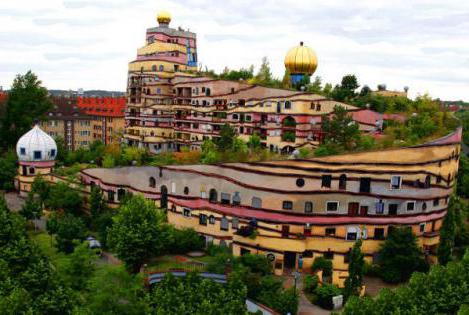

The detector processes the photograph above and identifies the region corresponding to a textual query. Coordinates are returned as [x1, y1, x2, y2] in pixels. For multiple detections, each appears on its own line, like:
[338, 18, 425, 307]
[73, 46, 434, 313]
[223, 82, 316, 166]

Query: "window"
[220, 217, 229, 231]
[326, 201, 339, 212]
[107, 190, 115, 201]
[117, 188, 126, 201]
[29, 167, 35, 174]
[282, 201, 293, 210]
[375, 200, 385, 214]
[433, 198, 440, 207]
[325, 227, 336, 236]
[419, 223, 426, 233]
[296, 178, 305, 187]
[20, 147, 26, 155]
[346, 227, 360, 241]
[422, 202, 427, 211]
[183, 208, 191, 217]
[183, 187, 189, 195]
[316, 104, 321, 111]
[321, 175, 332, 188]
[424, 175, 431, 188]
[390, 176, 401, 189]
[284, 101, 291, 109]
[209, 189, 218, 203]
[407, 201, 416, 211]
[199, 214, 207, 225]
[221, 193, 231, 205]
[209, 215, 216, 224]
[159, 65, 164, 71]
[50, 149, 56, 157]
[232, 192, 241, 205]
[304, 202, 313, 213]
[149, 177, 156, 188]
[388, 204, 398, 215]
[303, 250, 313, 258]
[339, 174, 347, 190]
[374, 228, 385, 240]
[251, 197, 262, 208]
[359, 177, 371, 193]
[232, 217, 239, 229]
[33, 151, 42, 160]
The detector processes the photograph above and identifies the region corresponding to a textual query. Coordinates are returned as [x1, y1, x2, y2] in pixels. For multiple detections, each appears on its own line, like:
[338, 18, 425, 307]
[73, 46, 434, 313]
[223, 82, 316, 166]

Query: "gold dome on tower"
[157, 10, 171, 25]
[284, 41, 318, 75]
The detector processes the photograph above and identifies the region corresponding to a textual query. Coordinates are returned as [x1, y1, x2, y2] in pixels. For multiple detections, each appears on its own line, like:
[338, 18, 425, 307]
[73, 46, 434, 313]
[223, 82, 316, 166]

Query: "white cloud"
[0, 0, 467, 101]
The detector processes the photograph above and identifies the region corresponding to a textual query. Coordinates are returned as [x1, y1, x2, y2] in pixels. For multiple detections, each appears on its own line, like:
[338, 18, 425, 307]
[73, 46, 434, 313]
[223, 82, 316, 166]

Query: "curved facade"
[80, 128, 462, 286]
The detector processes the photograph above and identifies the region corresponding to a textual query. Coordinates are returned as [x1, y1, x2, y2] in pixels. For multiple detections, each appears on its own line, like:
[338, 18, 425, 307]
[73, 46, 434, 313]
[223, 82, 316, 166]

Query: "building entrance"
[284, 251, 297, 269]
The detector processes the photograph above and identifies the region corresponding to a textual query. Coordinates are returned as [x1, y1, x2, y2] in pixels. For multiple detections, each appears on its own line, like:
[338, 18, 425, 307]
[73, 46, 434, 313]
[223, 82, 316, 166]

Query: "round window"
[296, 178, 305, 187]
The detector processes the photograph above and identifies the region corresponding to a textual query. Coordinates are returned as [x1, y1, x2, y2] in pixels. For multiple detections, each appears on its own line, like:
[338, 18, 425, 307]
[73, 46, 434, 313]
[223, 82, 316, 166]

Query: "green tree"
[254, 56, 273, 86]
[59, 242, 97, 290]
[55, 214, 87, 253]
[308, 76, 323, 94]
[321, 105, 361, 150]
[53, 136, 67, 164]
[282, 69, 291, 89]
[247, 134, 262, 151]
[90, 185, 106, 221]
[378, 226, 428, 283]
[0, 150, 17, 191]
[0, 71, 52, 148]
[149, 272, 248, 314]
[331, 74, 359, 101]
[19, 192, 42, 230]
[81, 265, 149, 315]
[438, 197, 457, 265]
[343, 239, 365, 299]
[107, 195, 166, 273]
[216, 123, 237, 151]
[343, 249, 469, 315]
[457, 154, 469, 198]
[45, 182, 83, 215]
[31, 175, 50, 207]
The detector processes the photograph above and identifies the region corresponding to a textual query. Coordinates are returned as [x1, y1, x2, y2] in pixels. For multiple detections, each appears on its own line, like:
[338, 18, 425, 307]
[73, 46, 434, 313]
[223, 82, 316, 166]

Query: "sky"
[0, 0, 468, 101]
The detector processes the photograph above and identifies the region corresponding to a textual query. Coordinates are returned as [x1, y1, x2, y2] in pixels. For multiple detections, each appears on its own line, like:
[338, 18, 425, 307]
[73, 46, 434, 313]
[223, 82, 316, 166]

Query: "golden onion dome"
[284, 41, 318, 75]
[157, 10, 171, 24]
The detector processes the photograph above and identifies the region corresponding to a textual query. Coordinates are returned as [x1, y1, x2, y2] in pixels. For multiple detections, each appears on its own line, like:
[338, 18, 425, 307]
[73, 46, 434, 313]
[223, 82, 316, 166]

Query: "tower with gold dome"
[284, 41, 318, 86]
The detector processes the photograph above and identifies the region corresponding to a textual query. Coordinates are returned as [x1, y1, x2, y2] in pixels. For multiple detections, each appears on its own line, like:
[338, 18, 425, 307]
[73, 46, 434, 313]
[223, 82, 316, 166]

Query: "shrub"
[315, 283, 342, 310]
[311, 257, 333, 277]
[239, 254, 272, 275]
[303, 274, 319, 293]
[166, 227, 205, 254]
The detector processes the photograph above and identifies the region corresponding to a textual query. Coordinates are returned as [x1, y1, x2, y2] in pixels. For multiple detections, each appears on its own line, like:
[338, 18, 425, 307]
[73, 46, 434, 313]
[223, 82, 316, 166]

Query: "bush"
[311, 257, 333, 277]
[315, 283, 342, 310]
[303, 274, 319, 293]
[166, 227, 205, 254]
[239, 254, 272, 275]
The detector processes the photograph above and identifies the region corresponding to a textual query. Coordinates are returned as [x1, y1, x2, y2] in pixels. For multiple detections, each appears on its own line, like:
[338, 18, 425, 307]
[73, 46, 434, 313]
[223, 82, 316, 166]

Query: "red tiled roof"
[77, 96, 125, 117]
[351, 109, 405, 126]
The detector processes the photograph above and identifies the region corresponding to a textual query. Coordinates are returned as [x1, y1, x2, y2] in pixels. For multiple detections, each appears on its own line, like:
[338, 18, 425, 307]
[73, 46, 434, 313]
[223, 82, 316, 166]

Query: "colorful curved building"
[81, 128, 462, 286]
[123, 12, 362, 154]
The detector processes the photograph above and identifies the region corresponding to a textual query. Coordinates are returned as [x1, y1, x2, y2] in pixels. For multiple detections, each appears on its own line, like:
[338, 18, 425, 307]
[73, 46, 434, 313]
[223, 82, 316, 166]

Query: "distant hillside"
[48, 89, 125, 97]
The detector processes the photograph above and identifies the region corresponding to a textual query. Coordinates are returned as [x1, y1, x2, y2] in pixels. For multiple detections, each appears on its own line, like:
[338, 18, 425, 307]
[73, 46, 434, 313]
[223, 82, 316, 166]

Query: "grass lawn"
[28, 230, 69, 266]
[145, 254, 217, 273]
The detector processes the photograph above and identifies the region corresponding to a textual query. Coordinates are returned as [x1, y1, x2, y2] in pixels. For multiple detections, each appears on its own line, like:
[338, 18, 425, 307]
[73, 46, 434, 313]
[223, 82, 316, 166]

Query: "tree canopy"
[0, 71, 52, 148]
[107, 195, 166, 273]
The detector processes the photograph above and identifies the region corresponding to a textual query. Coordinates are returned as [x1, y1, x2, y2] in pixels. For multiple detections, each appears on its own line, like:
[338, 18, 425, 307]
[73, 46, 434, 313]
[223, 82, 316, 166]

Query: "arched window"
[209, 215, 216, 224]
[339, 174, 347, 190]
[159, 65, 164, 71]
[220, 217, 229, 231]
[184, 187, 189, 195]
[117, 188, 126, 201]
[251, 197, 262, 208]
[205, 88, 211, 96]
[151, 65, 157, 71]
[232, 192, 241, 205]
[149, 177, 156, 188]
[209, 189, 218, 203]
[425, 175, 431, 188]
[281, 116, 296, 142]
